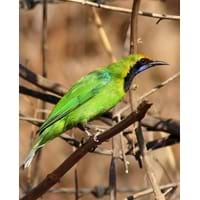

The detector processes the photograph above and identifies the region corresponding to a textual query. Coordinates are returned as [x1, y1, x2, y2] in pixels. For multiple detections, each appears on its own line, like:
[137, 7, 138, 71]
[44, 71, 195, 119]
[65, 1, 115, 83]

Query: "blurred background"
[19, 0, 180, 199]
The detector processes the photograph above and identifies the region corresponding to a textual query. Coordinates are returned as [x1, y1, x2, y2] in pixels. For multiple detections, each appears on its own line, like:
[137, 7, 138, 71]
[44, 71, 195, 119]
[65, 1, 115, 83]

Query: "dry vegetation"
[19, 0, 180, 199]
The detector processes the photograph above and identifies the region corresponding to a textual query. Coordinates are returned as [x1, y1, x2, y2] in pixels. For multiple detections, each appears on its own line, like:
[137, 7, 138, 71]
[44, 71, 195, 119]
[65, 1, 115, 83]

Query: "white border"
[0, 1, 19, 199]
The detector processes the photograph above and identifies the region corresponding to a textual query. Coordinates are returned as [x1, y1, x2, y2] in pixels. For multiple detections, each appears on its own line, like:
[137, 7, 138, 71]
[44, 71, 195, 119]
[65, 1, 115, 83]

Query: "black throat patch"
[124, 58, 150, 92]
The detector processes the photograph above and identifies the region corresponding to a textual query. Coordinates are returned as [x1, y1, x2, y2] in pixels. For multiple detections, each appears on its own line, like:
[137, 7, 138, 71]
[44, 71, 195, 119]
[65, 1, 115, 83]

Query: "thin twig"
[138, 72, 180, 101]
[92, 7, 116, 62]
[20, 112, 179, 158]
[117, 72, 180, 116]
[20, 85, 60, 104]
[19, 64, 66, 96]
[115, 114, 129, 173]
[48, 182, 178, 199]
[109, 157, 117, 200]
[19, 113, 44, 126]
[129, 0, 141, 54]
[141, 115, 180, 137]
[135, 122, 165, 200]
[20, 0, 180, 22]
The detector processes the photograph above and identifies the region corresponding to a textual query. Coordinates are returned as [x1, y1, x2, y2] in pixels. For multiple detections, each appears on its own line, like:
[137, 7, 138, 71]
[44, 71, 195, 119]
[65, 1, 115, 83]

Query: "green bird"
[23, 54, 167, 168]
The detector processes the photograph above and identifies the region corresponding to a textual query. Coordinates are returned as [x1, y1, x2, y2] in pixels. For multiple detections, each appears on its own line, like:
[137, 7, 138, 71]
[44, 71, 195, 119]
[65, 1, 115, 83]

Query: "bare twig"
[135, 122, 165, 200]
[20, 112, 179, 158]
[48, 182, 178, 199]
[20, 85, 60, 104]
[92, 7, 116, 62]
[19, 64, 66, 96]
[130, 0, 141, 54]
[138, 72, 180, 101]
[146, 135, 179, 151]
[142, 115, 180, 137]
[117, 72, 180, 116]
[74, 168, 79, 200]
[20, 0, 180, 22]
[109, 158, 117, 200]
[42, 0, 48, 79]
[20, 101, 152, 200]
[19, 113, 44, 126]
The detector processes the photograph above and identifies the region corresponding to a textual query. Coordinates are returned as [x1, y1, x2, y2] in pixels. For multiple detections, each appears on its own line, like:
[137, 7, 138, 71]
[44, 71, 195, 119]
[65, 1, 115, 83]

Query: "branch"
[19, 0, 180, 22]
[130, 0, 141, 54]
[146, 135, 179, 151]
[142, 116, 180, 137]
[19, 112, 179, 157]
[117, 72, 180, 116]
[20, 100, 152, 200]
[48, 182, 179, 199]
[138, 72, 180, 101]
[135, 122, 165, 200]
[19, 64, 66, 96]
[20, 85, 60, 104]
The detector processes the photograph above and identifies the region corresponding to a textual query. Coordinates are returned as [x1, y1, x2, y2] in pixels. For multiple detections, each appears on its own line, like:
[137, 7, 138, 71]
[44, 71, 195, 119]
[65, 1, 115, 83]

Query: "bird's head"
[120, 54, 168, 91]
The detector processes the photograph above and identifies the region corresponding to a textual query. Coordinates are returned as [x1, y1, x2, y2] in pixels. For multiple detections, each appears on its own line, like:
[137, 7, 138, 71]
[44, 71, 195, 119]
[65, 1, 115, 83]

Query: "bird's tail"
[23, 148, 37, 168]
[22, 138, 44, 169]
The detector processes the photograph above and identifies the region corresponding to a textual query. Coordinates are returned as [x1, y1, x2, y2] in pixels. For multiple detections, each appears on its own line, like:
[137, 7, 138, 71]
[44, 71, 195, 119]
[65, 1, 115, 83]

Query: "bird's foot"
[93, 131, 102, 143]
[84, 128, 93, 137]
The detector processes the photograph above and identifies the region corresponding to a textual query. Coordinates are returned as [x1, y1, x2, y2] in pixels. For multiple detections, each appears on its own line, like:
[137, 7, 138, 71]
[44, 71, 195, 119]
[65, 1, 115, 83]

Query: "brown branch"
[19, 64, 66, 96]
[130, 0, 141, 54]
[117, 72, 180, 116]
[19, 111, 179, 159]
[109, 158, 117, 200]
[20, 85, 60, 104]
[146, 135, 179, 151]
[19, 0, 180, 22]
[142, 116, 180, 138]
[48, 182, 179, 199]
[135, 122, 165, 200]
[42, 0, 48, 78]
[20, 101, 152, 200]
[92, 7, 116, 62]
[138, 72, 180, 101]
[19, 113, 44, 127]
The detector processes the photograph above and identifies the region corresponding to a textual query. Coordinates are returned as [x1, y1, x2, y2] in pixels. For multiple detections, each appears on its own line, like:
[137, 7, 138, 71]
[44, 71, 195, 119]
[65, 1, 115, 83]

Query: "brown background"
[20, 0, 180, 199]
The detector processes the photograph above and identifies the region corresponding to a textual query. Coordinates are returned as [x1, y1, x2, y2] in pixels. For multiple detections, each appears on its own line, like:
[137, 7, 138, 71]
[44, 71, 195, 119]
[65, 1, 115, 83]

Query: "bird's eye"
[139, 58, 149, 65]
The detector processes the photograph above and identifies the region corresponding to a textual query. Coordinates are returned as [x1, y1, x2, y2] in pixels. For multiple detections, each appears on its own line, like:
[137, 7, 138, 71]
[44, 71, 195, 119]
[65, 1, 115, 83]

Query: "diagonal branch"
[142, 116, 180, 138]
[20, 100, 152, 200]
[19, 0, 180, 22]
[20, 85, 60, 104]
[19, 64, 66, 96]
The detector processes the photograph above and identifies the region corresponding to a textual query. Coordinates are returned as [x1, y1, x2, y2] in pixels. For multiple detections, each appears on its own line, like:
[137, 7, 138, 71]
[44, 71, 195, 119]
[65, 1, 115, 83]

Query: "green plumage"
[23, 54, 167, 168]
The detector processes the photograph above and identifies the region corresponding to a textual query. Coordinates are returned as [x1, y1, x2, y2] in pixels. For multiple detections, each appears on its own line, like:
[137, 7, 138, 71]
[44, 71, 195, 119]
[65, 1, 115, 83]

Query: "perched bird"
[23, 54, 167, 168]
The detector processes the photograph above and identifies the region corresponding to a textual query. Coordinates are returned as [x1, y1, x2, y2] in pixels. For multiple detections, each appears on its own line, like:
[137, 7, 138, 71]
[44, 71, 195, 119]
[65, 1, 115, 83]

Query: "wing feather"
[38, 70, 111, 133]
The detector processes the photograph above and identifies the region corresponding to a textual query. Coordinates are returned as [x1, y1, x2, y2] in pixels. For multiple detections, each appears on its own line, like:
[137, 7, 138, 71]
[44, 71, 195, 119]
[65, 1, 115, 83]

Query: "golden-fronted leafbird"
[23, 54, 167, 168]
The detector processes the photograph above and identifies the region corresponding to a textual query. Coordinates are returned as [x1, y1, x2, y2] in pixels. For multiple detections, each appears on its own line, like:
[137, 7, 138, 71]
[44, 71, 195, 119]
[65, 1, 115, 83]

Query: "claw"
[93, 131, 101, 142]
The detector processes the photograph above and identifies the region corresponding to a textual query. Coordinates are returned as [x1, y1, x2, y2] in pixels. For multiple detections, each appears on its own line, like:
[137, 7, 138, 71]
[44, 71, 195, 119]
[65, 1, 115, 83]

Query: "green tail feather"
[23, 138, 45, 169]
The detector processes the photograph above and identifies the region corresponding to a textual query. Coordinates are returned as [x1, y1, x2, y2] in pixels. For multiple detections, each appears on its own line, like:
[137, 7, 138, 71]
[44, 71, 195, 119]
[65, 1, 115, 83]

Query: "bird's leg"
[78, 124, 105, 142]
[78, 123, 93, 137]
[93, 127, 105, 142]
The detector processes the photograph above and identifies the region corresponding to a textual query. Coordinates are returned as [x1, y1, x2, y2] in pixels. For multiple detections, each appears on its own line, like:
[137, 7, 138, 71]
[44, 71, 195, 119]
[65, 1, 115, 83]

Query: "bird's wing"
[38, 70, 111, 133]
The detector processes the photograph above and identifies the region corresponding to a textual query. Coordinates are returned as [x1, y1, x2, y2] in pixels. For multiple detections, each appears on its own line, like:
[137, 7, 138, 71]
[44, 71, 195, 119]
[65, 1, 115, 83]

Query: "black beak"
[148, 60, 169, 67]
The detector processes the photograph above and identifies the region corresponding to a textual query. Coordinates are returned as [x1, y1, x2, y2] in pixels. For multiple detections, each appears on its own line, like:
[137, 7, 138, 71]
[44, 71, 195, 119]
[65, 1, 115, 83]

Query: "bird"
[23, 54, 167, 168]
